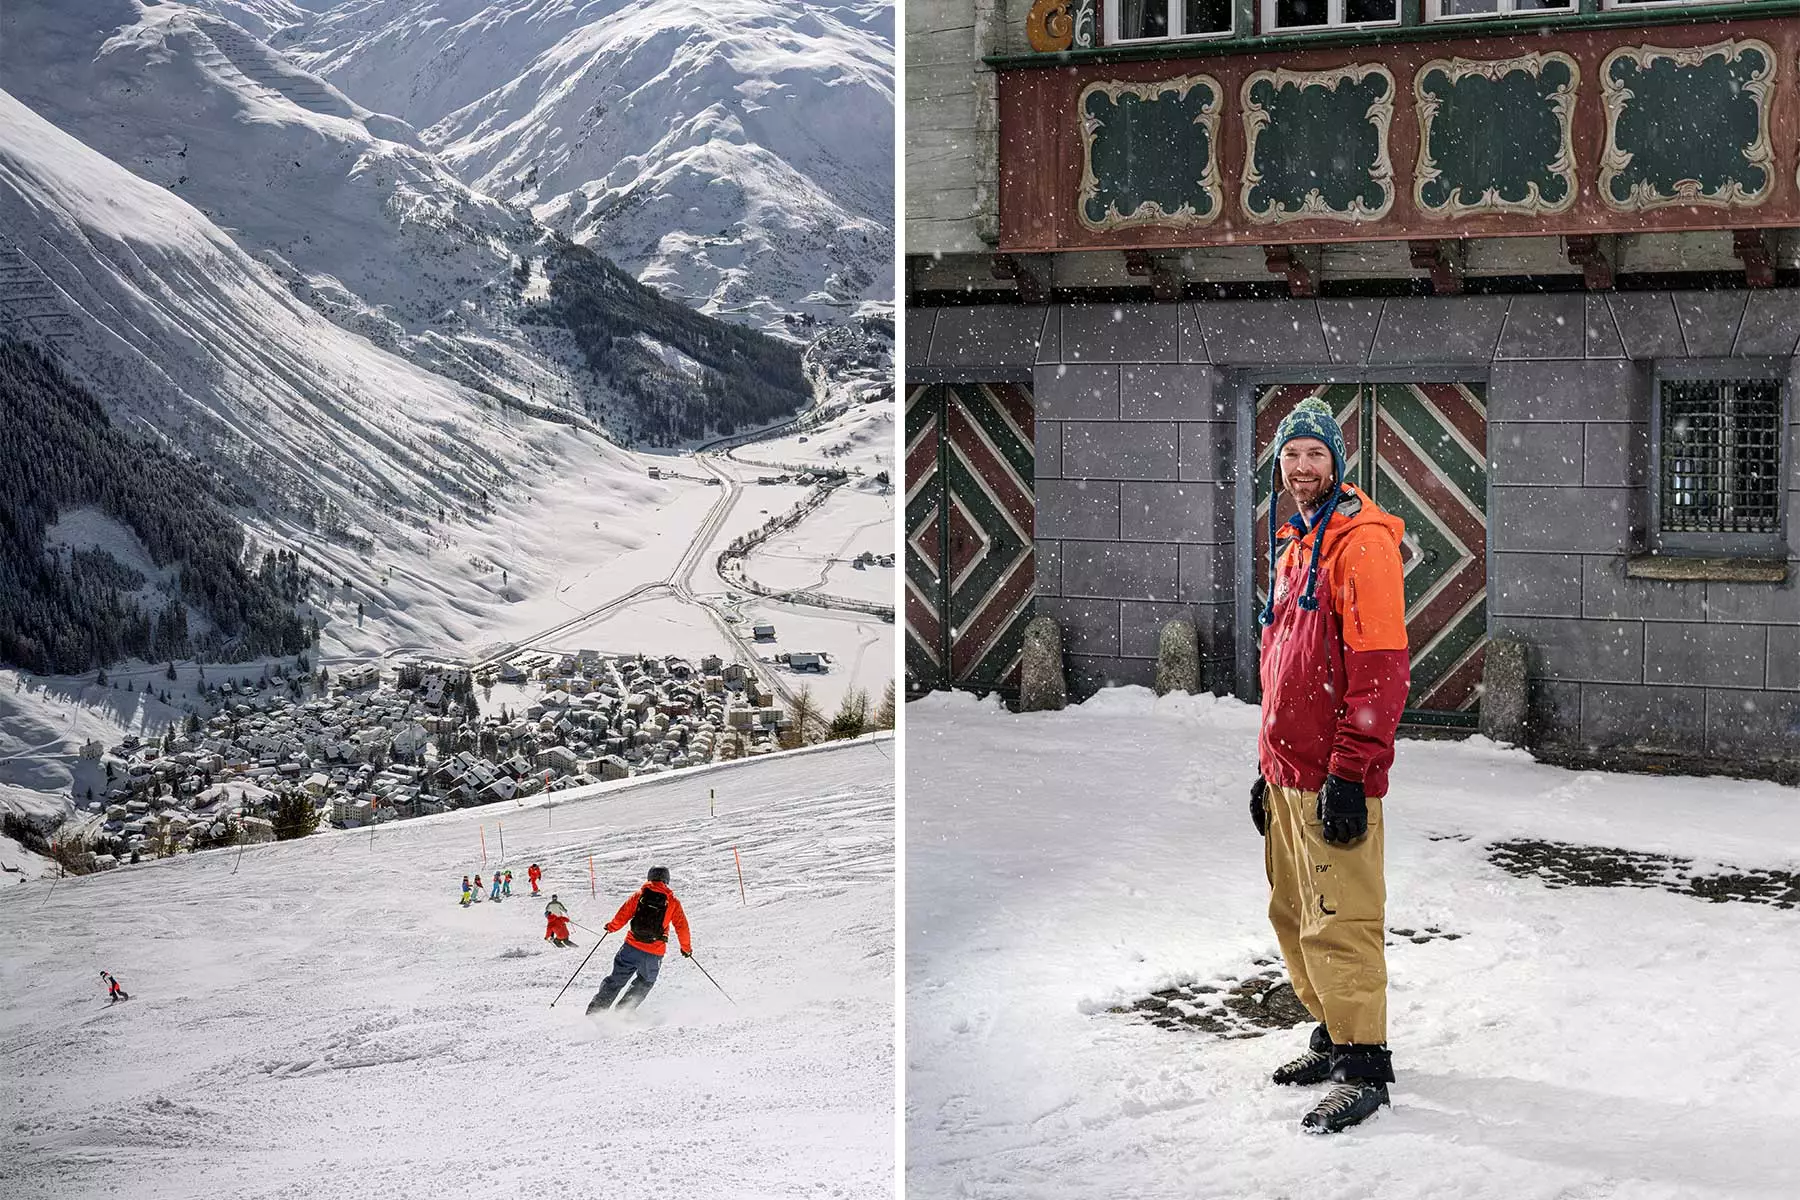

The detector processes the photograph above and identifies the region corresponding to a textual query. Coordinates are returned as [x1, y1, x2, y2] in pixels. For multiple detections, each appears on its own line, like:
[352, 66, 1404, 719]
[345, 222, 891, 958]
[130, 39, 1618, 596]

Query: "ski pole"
[686, 954, 736, 1006]
[550, 932, 609, 1008]
[567, 919, 606, 937]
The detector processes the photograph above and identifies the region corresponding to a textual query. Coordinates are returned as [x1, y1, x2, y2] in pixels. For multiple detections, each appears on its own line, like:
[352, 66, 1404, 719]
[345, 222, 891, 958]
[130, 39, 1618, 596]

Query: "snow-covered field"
[745, 489, 894, 605]
[905, 689, 1800, 1199]
[1, 738, 895, 1200]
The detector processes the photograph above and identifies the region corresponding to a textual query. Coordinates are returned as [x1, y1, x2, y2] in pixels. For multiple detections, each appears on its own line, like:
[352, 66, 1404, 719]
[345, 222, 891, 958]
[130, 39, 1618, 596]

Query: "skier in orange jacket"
[585, 867, 691, 1014]
[527, 863, 542, 896]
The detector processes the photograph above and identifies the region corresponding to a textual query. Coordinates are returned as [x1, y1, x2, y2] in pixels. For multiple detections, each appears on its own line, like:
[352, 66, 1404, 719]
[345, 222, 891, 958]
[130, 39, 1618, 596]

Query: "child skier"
[528, 863, 542, 896]
[101, 971, 129, 1002]
[503, 870, 513, 897]
[490, 873, 504, 902]
[460, 875, 472, 906]
[544, 895, 572, 947]
[473, 874, 484, 902]
[586, 867, 692, 1014]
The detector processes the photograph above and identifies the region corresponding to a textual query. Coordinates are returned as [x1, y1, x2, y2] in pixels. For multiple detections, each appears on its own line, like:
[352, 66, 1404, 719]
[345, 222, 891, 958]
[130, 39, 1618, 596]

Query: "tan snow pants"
[1263, 783, 1388, 1046]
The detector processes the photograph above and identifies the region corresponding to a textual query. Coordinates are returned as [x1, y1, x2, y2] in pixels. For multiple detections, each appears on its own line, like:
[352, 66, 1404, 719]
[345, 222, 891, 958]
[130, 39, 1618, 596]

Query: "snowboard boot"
[1301, 1045, 1393, 1134]
[1272, 1022, 1334, 1086]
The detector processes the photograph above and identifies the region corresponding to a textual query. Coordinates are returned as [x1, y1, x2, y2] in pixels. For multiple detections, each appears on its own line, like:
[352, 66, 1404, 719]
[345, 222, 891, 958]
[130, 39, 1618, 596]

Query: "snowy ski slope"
[907, 690, 1800, 1200]
[1, 738, 895, 1200]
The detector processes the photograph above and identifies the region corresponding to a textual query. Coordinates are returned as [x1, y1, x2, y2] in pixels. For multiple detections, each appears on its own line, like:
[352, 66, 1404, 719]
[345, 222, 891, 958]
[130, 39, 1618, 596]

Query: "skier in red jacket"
[527, 863, 542, 896]
[586, 867, 691, 1014]
[543, 895, 572, 947]
[101, 971, 129, 1002]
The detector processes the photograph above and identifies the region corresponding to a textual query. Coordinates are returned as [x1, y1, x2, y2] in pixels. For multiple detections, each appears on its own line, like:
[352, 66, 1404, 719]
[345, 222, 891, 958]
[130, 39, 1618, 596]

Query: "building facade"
[906, 0, 1800, 773]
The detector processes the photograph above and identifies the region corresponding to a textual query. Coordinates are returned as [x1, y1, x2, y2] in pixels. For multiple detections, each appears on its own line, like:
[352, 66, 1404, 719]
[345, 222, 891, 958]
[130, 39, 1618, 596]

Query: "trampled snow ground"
[1, 739, 895, 1200]
[906, 689, 1800, 1199]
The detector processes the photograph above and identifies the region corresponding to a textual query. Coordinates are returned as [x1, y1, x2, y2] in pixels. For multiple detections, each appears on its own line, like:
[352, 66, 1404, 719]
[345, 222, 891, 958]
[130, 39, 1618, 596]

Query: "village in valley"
[57, 637, 889, 873]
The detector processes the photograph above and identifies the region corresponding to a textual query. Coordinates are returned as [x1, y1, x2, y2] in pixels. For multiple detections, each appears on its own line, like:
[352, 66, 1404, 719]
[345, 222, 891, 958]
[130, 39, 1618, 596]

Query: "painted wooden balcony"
[995, 1, 1800, 279]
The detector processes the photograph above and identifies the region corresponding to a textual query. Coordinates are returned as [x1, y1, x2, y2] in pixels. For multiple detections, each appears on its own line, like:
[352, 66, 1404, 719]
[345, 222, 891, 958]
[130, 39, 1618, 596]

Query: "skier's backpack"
[629, 887, 669, 945]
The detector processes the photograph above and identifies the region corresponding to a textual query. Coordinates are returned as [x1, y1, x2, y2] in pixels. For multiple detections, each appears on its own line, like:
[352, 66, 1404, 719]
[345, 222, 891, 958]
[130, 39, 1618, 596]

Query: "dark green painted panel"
[1417, 57, 1575, 215]
[1081, 80, 1219, 228]
[1604, 43, 1772, 208]
[1244, 70, 1391, 221]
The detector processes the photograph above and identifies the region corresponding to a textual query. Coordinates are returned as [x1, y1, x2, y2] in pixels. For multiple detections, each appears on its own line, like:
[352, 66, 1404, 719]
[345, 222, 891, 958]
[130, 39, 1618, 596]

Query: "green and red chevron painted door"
[1254, 382, 1487, 719]
[1371, 383, 1488, 716]
[905, 382, 1036, 694]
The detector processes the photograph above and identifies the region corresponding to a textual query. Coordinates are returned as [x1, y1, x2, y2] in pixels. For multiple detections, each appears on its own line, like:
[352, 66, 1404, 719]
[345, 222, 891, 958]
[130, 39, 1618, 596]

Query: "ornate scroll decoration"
[1599, 39, 1776, 213]
[1415, 52, 1580, 220]
[1077, 75, 1223, 232]
[1240, 64, 1396, 226]
[1027, 0, 1074, 53]
[1072, 0, 1097, 49]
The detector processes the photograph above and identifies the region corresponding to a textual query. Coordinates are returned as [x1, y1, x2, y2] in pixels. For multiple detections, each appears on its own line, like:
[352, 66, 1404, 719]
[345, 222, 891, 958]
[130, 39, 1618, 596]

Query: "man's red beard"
[1285, 474, 1334, 511]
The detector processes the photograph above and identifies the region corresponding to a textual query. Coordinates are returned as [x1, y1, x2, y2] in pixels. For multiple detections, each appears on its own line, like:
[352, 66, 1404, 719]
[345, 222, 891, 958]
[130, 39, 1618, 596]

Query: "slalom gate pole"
[687, 955, 736, 1006]
[498, 822, 505, 862]
[480, 826, 487, 865]
[709, 787, 715, 818]
[550, 932, 609, 1008]
[589, 855, 596, 898]
[232, 831, 246, 875]
[39, 873, 57, 908]
[734, 846, 746, 905]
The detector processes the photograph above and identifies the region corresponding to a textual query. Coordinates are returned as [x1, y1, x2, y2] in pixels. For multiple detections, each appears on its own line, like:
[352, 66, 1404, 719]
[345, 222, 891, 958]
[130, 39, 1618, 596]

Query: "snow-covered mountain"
[252, 0, 894, 329]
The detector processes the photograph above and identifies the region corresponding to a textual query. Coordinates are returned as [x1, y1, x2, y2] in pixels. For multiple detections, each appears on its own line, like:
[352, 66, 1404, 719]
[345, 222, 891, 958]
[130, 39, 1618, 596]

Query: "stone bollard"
[1479, 638, 1529, 747]
[1018, 615, 1068, 712]
[1154, 620, 1200, 696]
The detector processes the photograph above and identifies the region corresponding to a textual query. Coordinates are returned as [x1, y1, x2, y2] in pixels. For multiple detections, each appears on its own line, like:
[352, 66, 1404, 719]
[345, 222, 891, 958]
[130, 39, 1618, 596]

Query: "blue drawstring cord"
[1259, 461, 1343, 626]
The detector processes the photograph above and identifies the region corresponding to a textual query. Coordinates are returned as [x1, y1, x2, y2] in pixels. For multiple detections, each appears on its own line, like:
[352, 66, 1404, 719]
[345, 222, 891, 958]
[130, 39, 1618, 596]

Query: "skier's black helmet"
[647, 866, 670, 884]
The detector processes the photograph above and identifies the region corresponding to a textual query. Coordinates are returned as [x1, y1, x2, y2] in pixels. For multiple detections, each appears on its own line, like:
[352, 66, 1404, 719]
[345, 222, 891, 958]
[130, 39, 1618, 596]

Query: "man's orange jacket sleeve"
[1329, 528, 1410, 784]
[669, 896, 692, 955]
[605, 892, 637, 933]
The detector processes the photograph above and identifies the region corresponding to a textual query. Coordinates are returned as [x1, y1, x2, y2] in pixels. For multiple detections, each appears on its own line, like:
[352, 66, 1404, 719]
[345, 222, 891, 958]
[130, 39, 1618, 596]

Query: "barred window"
[1658, 378, 1783, 538]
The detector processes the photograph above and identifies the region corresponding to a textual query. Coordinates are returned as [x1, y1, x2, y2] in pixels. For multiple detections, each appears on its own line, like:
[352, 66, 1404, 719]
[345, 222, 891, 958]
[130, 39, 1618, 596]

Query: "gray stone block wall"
[909, 290, 1800, 770]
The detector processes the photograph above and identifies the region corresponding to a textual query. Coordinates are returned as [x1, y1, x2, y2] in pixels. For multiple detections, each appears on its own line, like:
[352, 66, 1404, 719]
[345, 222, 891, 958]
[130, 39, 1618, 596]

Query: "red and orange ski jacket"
[605, 882, 692, 957]
[1258, 483, 1411, 799]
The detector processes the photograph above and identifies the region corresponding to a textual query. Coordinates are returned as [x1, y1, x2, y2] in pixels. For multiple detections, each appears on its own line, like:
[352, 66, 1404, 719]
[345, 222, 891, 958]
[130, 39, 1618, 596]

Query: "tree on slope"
[873, 681, 895, 731]
[829, 690, 869, 740]
[271, 791, 319, 841]
[781, 686, 821, 750]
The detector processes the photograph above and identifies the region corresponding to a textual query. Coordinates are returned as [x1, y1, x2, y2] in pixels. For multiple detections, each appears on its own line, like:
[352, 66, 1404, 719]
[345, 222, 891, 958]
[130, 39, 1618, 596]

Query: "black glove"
[1249, 777, 1268, 836]
[681, 949, 693, 958]
[1317, 775, 1367, 845]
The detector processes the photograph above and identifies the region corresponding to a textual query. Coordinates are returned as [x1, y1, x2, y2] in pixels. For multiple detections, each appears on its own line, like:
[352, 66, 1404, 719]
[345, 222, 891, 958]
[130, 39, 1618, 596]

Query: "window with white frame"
[1107, 0, 1234, 42]
[1653, 364, 1789, 555]
[1262, 0, 1400, 30]
[1428, 0, 1574, 19]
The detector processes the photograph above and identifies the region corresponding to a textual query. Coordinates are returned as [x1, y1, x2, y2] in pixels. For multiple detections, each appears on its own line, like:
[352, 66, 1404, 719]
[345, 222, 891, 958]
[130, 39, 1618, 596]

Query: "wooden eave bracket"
[1123, 250, 1183, 303]
[991, 253, 1051, 304]
[1407, 239, 1464, 294]
[1263, 244, 1315, 298]
[1565, 235, 1615, 290]
[1731, 229, 1776, 288]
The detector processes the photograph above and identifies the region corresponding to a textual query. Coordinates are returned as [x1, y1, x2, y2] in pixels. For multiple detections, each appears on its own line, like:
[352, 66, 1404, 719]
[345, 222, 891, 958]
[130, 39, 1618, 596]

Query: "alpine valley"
[0, 0, 894, 856]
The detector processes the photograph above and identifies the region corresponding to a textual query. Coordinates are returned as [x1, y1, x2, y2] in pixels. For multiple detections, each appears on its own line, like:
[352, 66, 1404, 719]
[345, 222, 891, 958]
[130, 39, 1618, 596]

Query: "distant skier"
[101, 971, 129, 1002]
[528, 863, 542, 896]
[460, 875, 473, 906]
[490, 873, 504, 902]
[503, 870, 514, 897]
[544, 895, 572, 947]
[586, 867, 691, 1014]
[473, 874, 484, 902]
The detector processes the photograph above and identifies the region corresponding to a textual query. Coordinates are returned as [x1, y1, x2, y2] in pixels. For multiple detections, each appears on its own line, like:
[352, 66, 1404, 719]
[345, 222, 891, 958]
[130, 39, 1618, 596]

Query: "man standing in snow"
[1251, 397, 1410, 1134]
[528, 863, 542, 896]
[585, 866, 692, 1015]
